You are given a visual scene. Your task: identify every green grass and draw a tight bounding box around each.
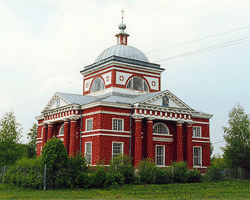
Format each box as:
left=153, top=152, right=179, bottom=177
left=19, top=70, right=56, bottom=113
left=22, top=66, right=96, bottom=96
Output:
left=0, top=180, right=250, bottom=199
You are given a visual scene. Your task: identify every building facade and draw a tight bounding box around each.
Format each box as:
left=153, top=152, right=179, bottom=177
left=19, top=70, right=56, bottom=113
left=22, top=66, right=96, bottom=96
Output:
left=36, top=21, right=212, bottom=170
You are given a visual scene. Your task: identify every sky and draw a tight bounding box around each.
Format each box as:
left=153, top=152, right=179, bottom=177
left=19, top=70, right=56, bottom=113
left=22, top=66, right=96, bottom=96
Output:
left=0, top=0, right=250, bottom=157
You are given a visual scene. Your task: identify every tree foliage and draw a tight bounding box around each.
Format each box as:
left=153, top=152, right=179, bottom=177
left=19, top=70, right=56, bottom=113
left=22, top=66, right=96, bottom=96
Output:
left=0, top=111, right=23, bottom=167
left=222, top=104, right=250, bottom=176
left=40, top=137, right=69, bottom=188
left=27, top=123, right=38, bottom=158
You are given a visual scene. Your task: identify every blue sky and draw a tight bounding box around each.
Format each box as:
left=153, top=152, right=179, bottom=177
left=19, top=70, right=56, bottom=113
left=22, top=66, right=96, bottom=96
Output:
left=0, top=0, right=250, bottom=157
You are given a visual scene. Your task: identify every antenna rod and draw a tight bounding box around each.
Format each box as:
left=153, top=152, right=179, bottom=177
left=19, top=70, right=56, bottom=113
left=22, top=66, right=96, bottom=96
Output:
left=122, top=9, right=124, bottom=23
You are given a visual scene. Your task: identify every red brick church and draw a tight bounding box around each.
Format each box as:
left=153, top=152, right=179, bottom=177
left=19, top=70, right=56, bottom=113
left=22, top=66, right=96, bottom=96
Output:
left=36, top=18, right=212, bottom=170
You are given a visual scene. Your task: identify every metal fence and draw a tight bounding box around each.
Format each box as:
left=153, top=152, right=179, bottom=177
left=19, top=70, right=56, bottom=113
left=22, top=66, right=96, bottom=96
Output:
left=1, top=165, right=249, bottom=190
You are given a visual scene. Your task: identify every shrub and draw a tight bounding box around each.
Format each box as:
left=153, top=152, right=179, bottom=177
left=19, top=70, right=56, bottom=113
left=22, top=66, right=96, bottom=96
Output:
left=90, top=166, right=107, bottom=188
left=104, top=172, right=125, bottom=188
left=138, top=158, right=157, bottom=184
left=3, top=157, right=43, bottom=189
left=109, top=155, right=135, bottom=184
left=154, top=167, right=173, bottom=184
left=187, top=169, right=202, bottom=183
left=171, top=161, right=189, bottom=183
left=75, top=172, right=90, bottom=189
left=66, top=153, right=89, bottom=188
left=40, top=137, right=69, bottom=189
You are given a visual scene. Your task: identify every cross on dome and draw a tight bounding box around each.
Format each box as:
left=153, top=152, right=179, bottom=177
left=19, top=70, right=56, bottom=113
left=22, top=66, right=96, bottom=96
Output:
left=115, top=9, right=129, bottom=45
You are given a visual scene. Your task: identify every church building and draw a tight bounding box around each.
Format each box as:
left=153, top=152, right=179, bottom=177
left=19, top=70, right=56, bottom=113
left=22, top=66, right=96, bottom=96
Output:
left=36, top=18, right=212, bottom=170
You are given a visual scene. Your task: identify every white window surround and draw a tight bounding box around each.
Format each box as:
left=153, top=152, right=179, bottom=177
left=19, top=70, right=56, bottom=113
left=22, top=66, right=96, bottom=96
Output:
left=193, top=126, right=201, bottom=138
left=155, top=145, right=165, bottom=166
left=90, top=77, right=105, bottom=93
left=86, top=118, right=93, bottom=132
left=193, top=146, right=202, bottom=167
left=112, top=142, right=124, bottom=161
left=153, top=122, right=169, bottom=135
left=126, top=76, right=149, bottom=92
left=85, top=142, right=92, bottom=165
left=112, top=118, right=124, bottom=131
left=59, top=124, right=64, bottom=136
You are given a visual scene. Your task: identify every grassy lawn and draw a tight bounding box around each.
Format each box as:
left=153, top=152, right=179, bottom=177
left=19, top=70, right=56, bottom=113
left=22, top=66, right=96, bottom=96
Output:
left=0, top=180, right=250, bottom=199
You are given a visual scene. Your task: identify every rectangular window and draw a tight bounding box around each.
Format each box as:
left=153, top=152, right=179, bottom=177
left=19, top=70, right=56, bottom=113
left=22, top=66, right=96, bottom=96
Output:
left=86, top=118, right=93, bottom=131
left=193, top=126, right=201, bottom=138
left=85, top=142, right=92, bottom=165
left=193, top=147, right=202, bottom=166
left=112, top=142, right=123, bottom=160
left=156, top=145, right=165, bottom=166
left=112, top=118, right=123, bottom=131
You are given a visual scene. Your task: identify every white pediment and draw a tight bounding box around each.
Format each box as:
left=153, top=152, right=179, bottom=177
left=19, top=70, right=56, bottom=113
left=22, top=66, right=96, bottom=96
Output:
left=141, top=90, right=192, bottom=110
left=43, top=93, right=70, bottom=112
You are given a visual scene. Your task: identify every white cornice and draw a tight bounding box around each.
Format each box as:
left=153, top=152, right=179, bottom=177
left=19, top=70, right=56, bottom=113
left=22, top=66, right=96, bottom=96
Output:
left=81, top=133, right=131, bottom=138
left=192, top=112, right=213, bottom=119
left=82, top=111, right=130, bottom=117
left=35, top=115, right=44, bottom=121
left=82, top=62, right=163, bottom=77
left=82, top=129, right=130, bottom=134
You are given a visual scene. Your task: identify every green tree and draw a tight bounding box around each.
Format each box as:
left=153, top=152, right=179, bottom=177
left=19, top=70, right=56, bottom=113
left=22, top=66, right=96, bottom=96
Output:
left=0, top=111, right=22, bottom=167
left=222, top=104, right=250, bottom=177
left=40, top=137, right=69, bottom=188
left=27, top=123, right=38, bottom=158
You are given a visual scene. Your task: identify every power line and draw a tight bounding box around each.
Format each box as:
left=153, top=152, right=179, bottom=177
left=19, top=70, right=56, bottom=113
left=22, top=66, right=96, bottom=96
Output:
left=6, top=78, right=82, bottom=96
left=145, top=24, right=250, bottom=54
left=154, top=36, right=250, bottom=63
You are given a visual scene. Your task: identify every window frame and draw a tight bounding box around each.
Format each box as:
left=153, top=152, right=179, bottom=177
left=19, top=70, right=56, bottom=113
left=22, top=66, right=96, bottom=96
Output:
left=86, top=118, right=93, bottom=132
left=112, top=118, right=124, bottom=131
left=90, top=77, right=105, bottom=93
left=153, top=122, right=169, bottom=135
left=126, top=76, right=149, bottom=92
left=58, top=124, right=64, bottom=136
left=193, top=126, right=202, bottom=138
left=193, top=146, right=202, bottom=167
left=85, top=142, right=92, bottom=165
left=155, top=145, right=165, bottom=167
left=112, top=142, right=124, bottom=161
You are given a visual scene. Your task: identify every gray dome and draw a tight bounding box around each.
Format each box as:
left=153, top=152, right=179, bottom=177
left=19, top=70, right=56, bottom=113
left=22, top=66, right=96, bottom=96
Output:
left=94, top=45, right=149, bottom=63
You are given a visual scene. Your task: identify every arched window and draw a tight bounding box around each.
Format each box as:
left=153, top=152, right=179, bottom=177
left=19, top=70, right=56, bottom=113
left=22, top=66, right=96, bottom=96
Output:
left=153, top=123, right=169, bottom=135
left=126, top=77, right=149, bottom=91
left=59, top=124, right=64, bottom=135
left=90, top=77, right=105, bottom=93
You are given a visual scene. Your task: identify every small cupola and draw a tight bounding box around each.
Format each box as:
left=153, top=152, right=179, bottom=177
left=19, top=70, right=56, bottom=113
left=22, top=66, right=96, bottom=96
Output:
left=115, top=10, right=129, bottom=45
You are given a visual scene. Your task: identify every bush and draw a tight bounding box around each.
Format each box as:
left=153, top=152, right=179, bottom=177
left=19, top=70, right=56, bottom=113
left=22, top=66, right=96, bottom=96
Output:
left=40, top=137, right=69, bottom=189
left=154, top=167, right=173, bottom=184
left=109, top=155, right=135, bottom=184
left=75, top=172, right=90, bottom=189
left=90, top=166, right=107, bottom=188
left=138, top=158, right=157, bottom=184
left=104, top=172, right=125, bottom=188
left=3, top=158, right=43, bottom=189
left=187, top=169, right=202, bottom=183
left=171, top=161, right=189, bottom=183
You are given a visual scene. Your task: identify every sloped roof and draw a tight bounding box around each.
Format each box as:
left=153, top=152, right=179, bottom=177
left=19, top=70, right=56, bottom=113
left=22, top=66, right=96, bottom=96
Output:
left=57, top=92, right=97, bottom=105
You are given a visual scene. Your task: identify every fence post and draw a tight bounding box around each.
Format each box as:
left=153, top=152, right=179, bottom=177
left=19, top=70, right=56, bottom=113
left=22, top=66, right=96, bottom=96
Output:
left=44, top=165, right=46, bottom=191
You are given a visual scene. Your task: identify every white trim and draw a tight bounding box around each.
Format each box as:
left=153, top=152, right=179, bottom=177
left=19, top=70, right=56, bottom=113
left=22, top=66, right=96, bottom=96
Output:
left=82, top=110, right=130, bottom=117
left=153, top=122, right=170, bottom=135
left=57, top=134, right=64, bottom=137
left=81, top=133, right=131, bottom=138
left=38, top=123, right=43, bottom=126
left=192, top=137, right=210, bottom=140
left=112, top=118, right=124, bottom=131
left=86, top=118, right=93, bottom=131
left=193, top=166, right=207, bottom=169
left=193, top=121, right=210, bottom=125
left=153, top=134, right=173, bottom=137
left=85, top=141, right=92, bottom=165
left=193, top=146, right=202, bottom=167
left=112, top=141, right=124, bottom=162
left=82, top=129, right=130, bottom=134
left=153, top=137, right=173, bottom=142
left=192, top=140, right=210, bottom=143
left=193, top=126, right=201, bottom=138
left=155, top=145, right=165, bottom=167
left=83, top=64, right=162, bottom=78
left=36, top=141, right=42, bottom=144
